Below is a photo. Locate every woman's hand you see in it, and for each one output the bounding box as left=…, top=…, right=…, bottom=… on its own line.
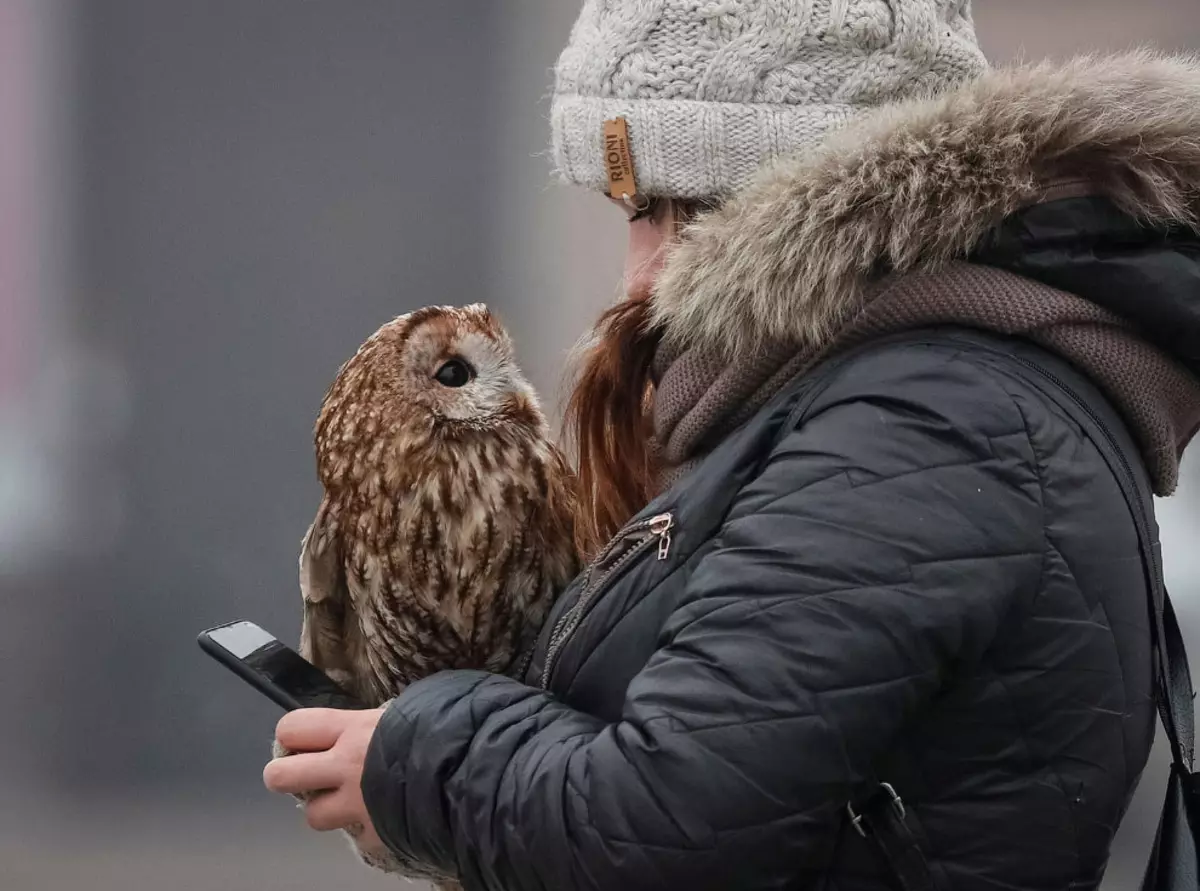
left=263, top=706, right=388, bottom=855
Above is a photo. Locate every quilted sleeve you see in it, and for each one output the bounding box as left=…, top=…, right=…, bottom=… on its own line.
left=360, top=350, right=1045, bottom=891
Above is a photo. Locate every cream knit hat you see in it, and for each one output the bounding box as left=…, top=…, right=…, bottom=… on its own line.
left=551, top=0, right=989, bottom=200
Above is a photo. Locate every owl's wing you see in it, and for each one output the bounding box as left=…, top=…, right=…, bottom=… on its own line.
left=298, top=497, right=353, bottom=679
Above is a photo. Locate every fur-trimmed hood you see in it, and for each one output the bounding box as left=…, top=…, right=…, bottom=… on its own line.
left=650, top=51, right=1200, bottom=373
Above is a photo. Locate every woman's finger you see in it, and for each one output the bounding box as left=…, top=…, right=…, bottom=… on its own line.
left=263, top=750, right=343, bottom=795
left=275, top=707, right=349, bottom=752
left=304, top=788, right=359, bottom=832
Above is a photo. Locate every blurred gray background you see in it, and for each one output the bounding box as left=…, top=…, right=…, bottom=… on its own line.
left=2, top=2, right=1198, bottom=889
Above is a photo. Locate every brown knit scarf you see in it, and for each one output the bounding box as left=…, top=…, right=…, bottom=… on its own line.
left=652, top=262, right=1200, bottom=495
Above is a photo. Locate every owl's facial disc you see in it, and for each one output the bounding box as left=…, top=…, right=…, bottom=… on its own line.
left=427, top=328, right=537, bottom=424
left=385, top=307, right=540, bottom=429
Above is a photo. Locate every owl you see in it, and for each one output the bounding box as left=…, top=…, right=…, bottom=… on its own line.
left=289, top=303, right=581, bottom=887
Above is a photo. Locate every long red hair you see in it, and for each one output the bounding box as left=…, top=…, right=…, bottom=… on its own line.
left=562, top=297, right=661, bottom=559
left=562, top=198, right=706, bottom=559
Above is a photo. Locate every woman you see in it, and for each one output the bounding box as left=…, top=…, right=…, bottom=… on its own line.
left=263, top=3, right=1200, bottom=889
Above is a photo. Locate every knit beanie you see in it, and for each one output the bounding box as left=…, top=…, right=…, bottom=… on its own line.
left=551, top=1, right=989, bottom=200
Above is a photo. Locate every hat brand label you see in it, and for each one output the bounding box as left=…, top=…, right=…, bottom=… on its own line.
left=603, top=117, right=638, bottom=201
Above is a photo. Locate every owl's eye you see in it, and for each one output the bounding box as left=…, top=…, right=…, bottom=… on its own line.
left=434, top=358, right=475, bottom=388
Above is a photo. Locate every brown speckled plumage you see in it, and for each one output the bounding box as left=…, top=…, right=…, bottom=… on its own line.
left=292, top=304, right=580, bottom=887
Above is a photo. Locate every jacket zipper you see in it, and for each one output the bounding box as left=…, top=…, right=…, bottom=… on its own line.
left=513, top=638, right=538, bottom=683
left=539, top=512, right=674, bottom=689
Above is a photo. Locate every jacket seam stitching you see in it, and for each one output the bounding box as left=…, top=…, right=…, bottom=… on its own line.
left=973, top=356, right=1088, bottom=882
left=994, top=353, right=1136, bottom=871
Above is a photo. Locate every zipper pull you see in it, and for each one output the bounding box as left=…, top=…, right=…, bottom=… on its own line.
left=650, top=513, right=674, bottom=561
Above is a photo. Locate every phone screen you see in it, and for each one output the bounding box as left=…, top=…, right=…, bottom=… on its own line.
left=203, top=620, right=365, bottom=710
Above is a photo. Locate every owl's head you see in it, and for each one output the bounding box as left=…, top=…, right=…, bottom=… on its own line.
left=315, top=304, right=547, bottom=490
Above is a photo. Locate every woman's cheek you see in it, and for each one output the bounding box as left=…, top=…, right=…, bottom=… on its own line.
left=624, top=218, right=669, bottom=301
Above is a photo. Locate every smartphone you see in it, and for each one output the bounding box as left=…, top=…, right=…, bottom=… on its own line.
left=198, top=619, right=366, bottom=711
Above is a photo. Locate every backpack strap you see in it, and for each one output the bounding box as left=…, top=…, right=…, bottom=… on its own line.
left=848, top=784, right=937, bottom=891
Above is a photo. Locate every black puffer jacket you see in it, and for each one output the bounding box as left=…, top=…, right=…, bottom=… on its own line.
left=362, top=55, right=1200, bottom=891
